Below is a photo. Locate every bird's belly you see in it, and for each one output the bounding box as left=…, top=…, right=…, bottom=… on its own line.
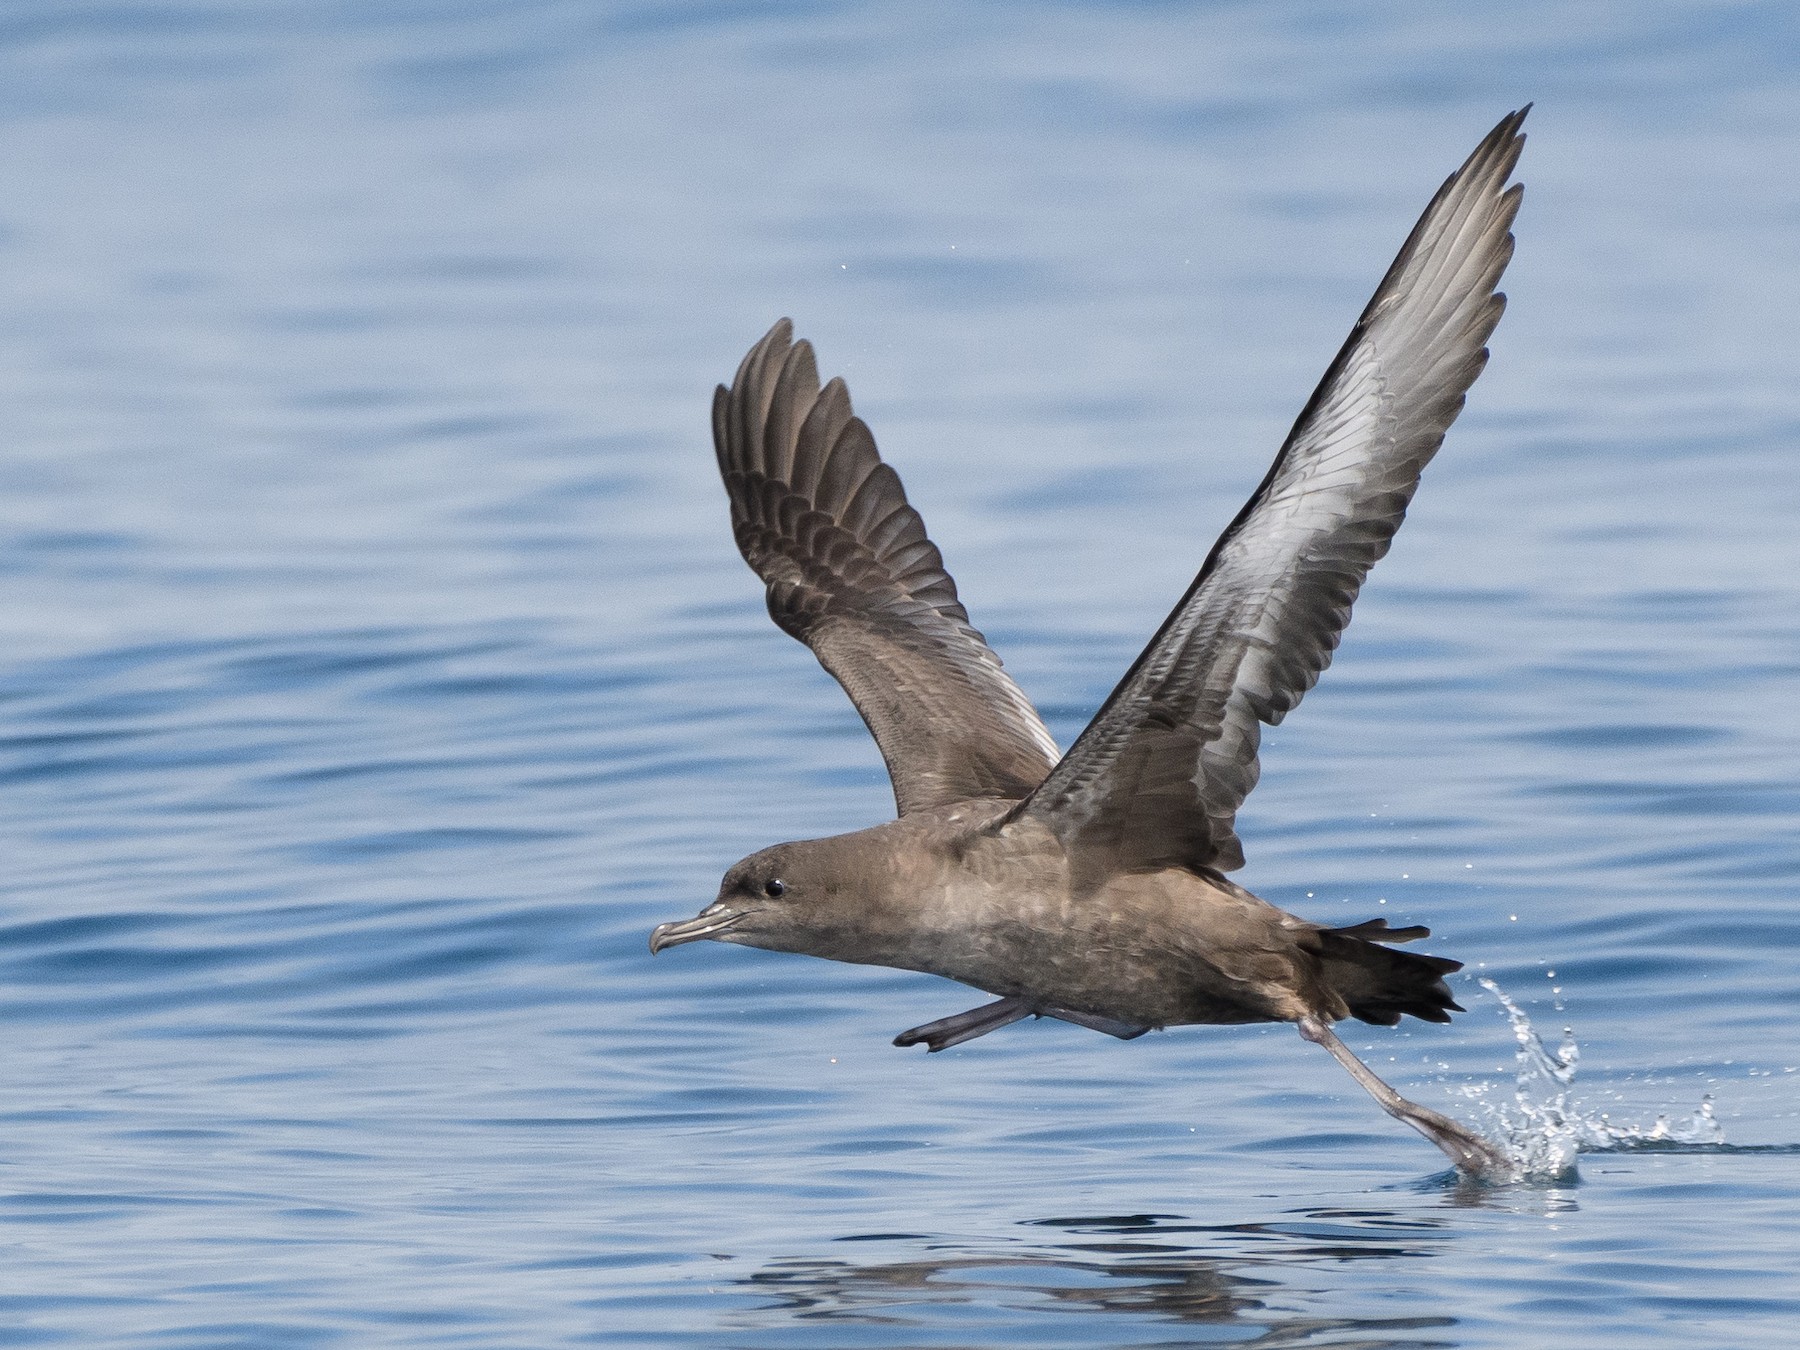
left=897, top=876, right=1299, bottom=1027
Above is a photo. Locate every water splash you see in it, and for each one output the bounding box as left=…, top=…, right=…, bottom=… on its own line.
left=1460, top=978, right=1723, bottom=1180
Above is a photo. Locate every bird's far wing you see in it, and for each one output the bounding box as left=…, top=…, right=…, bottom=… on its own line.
left=714, top=320, right=1060, bottom=815
left=1014, top=107, right=1528, bottom=875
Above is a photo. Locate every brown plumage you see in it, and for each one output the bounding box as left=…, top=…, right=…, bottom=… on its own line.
left=653, top=109, right=1531, bottom=1178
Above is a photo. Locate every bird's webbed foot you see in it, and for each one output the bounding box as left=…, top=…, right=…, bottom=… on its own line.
left=896, top=999, right=1152, bottom=1052
left=1042, top=1007, right=1152, bottom=1040
left=894, top=998, right=1032, bottom=1051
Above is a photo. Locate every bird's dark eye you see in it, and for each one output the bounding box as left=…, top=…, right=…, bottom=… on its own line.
left=763, top=878, right=787, bottom=898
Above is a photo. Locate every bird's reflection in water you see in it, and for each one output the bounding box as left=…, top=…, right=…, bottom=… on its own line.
left=731, top=1210, right=1469, bottom=1346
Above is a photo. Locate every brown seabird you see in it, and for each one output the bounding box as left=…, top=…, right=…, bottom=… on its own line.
left=653, top=109, right=1530, bottom=1177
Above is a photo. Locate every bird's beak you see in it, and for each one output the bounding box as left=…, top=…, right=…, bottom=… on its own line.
left=649, top=904, right=744, bottom=954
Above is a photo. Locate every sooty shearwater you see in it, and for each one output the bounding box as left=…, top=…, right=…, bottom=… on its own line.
left=653, top=108, right=1529, bottom=1177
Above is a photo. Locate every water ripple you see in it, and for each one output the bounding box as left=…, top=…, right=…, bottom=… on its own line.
left=0, top=5, right=1797, bottom=1348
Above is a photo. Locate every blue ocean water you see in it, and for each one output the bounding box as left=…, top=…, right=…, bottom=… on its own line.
left=1, top=2, right=1798, bottom=1345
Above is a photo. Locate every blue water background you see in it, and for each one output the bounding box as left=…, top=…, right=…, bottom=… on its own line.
left=1, top=2, right=1798, bottom=1345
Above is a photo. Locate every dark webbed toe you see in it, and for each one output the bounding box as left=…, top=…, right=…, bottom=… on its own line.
left=894, top=997, right=1031, bottom=1051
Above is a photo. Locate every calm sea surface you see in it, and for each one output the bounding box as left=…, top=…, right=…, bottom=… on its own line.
left=1, top=3, right=1798, bottom=1346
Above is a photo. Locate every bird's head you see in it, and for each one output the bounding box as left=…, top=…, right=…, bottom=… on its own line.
left=650, top=838, right=854, bottom=959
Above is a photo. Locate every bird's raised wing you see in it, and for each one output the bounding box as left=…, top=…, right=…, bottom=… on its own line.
left=714, top=320, right=1060, bottom=816
left=1013, top=107, right=1528, bottom=875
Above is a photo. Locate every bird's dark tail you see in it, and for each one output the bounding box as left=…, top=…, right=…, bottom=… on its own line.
left=1315, top=919, right=1463, bottom=1026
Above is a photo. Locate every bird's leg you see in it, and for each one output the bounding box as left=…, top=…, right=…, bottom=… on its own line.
left=1297, top=1015, right=1512, bottom=1178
